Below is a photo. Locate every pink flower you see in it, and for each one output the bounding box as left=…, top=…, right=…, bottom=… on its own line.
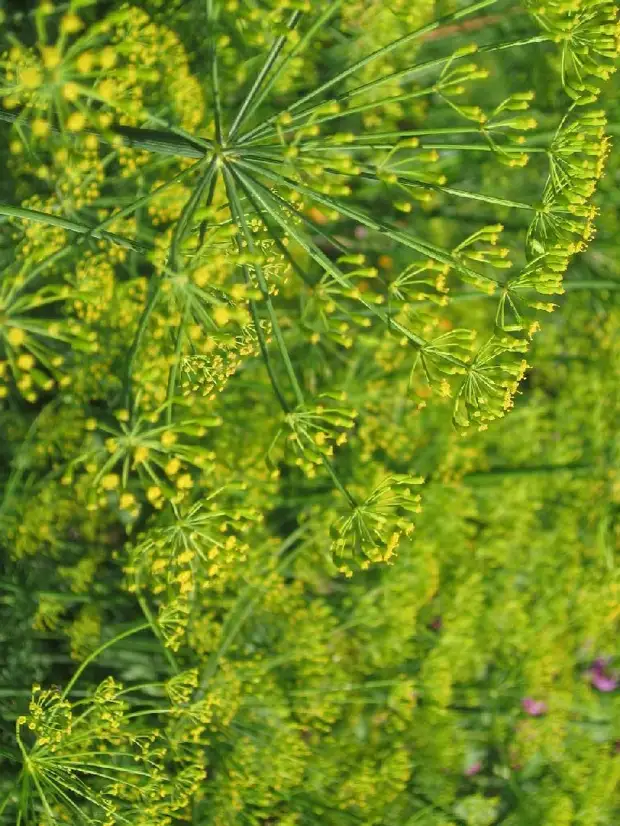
left=588, top=658, right=618, bottom=693
left=354, top=226, right=368, bottom=240
left=464, top=761, right=482, bottom=776
left=521, top=697, right=547, bottom=716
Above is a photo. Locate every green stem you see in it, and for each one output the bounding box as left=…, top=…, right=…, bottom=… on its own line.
left=463, top=462, right=593, bottom=483
left=206, top=0, right=224, bottom=144
left=227, top=9, right=304, bottom=142
left=0, top=106, right=207, bottom=159
left=134, top=569, right=179, bottom=674
left=322, top=455, right=357, bottom=509
left=234, top=2, right=344, bottom=137
left=124, top=275, right=163, bottom=409
left=225, top=165, right=358, bottom=507
left=0, top=204, right=148, bottom=254
left=236, top=0, right=499, bottom=145
left=223, top=165, right=304, bottom=407
left=61, top=622, right=150, bottom=700
left=234, top=157, right=497, bottom=288
left=166, top=300, right=190, bottom=425
left=246, top=296, right=290, bottom=412
left=169, top=156, right=217, bottom=271
left=81, top=159, right=203, bottom=241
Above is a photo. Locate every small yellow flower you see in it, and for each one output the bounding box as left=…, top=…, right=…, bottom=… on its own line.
left=62, top=82, right=80, bottom=102
left=213, top=306, right=230, bottom=326
left=120, top=493, right=136, bottom=510
left=161, top=430, right=177, bottom=447
left=76, top=51, right=94, bottom=74
left=21, top=67, right=43, bottom=89
left=133, top=446, right=149, bottom=464
left=165, top=458, right=181, bottom=476
left=99, top=47, right=117, bottom=70
left=7, top=327, right=26, bottom=347
left=101, top=474, right=120, bottom=491
left=230, top=283, right=247, bottom=300
left=17, top=354, right=35, bottom=371
left=176, top=473, right=193, bottom=490
left=60, top=13, right=84, bottom=34
left=32, top=119, right=50, bottom=138
left=99, top=79, right=116, bottom=101
left=66, top=112, right=86, bottom=132
left=438, top=379, right=452, bottom=398
left=147, top=486, right=163, bottom=502
left=41, top=47, right=61, bottom=70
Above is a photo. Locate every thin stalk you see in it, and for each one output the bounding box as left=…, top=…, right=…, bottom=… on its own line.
left=123, top=275, right=163, bottom=408
left=61, top=623, right=150, bottom=700
left=0, top=106, right=207, bottom=159
left=169, top=156, right=217, bottom=270
left=223, top=165, right=305, bottom=407
left=235, top=149, right=538, bottom=213
left=322, top=455, right=357, bottom=509
left=238, top=52, right=469, bottom=146
left=233, top=157, right=497, bottom=288
left=206, top=0, right=224, bottom=144
left=227, top=9, right=304, bottom=142
left=463, top=462, right=593, bottom=483
left=245, top=126, right=489, bottom=150
left=246, top=142, right=546, bottom=157
left=246, top=286, right=291, bottom=413
left=80, top=158, right=203, bottom=241
left=230, top=166, right=448, bottom=355
left=236, top=2, right=345, bottom=134
left=0, top=204, right=149, bottom=254
left=236, top=0, right=499, bottom=145
left=225, top=165, right=358, bottom=506
left=166, top=299, right=190, bottom=425
left=123, top=158, right=217, bottom=405
left=134, top=568, right=179, bottom=674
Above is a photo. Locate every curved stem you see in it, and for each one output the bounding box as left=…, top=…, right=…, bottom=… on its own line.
left=61, top=622, right=150, bottom=700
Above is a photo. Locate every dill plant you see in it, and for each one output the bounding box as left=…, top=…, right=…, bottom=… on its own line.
left=0, top=1, right=618, bottom=824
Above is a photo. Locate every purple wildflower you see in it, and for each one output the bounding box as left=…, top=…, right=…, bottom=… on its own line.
left=464, top=761, right=482, bottom=776
left=588, top=658, right=618, bottom=693
left=521, top=697, right=547, bottom=716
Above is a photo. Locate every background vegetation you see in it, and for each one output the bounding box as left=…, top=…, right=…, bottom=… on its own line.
left=0, top=1, right=618, bottom=824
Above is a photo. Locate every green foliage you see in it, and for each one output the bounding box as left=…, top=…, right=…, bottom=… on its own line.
left=0, top=1, right=618, bottom=824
